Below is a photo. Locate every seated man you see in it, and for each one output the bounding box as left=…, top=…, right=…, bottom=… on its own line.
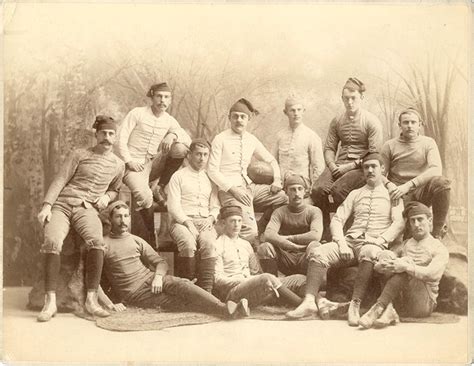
left=287, top=152, right=405, bottom=324
left=36, top=115, right=125, bottom=322
left=257, top=174, right=323, bottom=276
left=208, top=98, right=287, bottom=246
left=98, top=201, right=232, bottom=318
left=213, top=206, right=304, bottom=317
left=359, top=202, right=449, bottom=328
left=273, top=95, right=325, bottom=203
left=167, top=138, right=219, bottom=291
left=116, top=82, right=191, bottom=240
left=382, top=107, right=450, bottom=238
left=311, top=78, right=383, bottom=241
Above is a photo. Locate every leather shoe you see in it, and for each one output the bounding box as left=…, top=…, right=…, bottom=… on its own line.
left=37, top=309, right=57, bottom=322
left=318, top=298, right=350, bottom=320
left=85, top=302, right=111, bottom=318
left=237, top=298, right=250, bottom=317
left=286, top=298, right=317, bottom=319
left=373, top=303, right=400, bottom=329
left=348, top=299, right=361, bottom=326
left=226, top=300, right=238, bottom=317
left=359, top=303, right=384, bottom=329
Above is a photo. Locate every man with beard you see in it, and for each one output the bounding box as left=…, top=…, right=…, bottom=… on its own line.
left=208, top=98, right=287, bottom=246
left=287, top=152, right=404, bottom=323
left=97, top=201, right=235, bottom=317
left=358, top=202, right=449, bottom=329
left=36, top=115, right=125, bottom=322
left=381, top=108, right=451, bottom=238
left=116, top=82, right=191, bottom=241
left=167, top=139, right=219, bottom=292
left=311, top=78, right=383, bottom=242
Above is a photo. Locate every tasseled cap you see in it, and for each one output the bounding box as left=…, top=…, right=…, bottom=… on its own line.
left=229, top=98, right=259, bottom=117
left=92, top=115, right=117, bottom=131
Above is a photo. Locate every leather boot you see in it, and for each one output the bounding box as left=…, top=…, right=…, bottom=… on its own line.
left=317, top=298, right=350, bottom=320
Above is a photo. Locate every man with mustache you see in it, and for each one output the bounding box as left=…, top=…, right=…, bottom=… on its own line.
left=116, top=82, right=191, bottom=243
left=358, top=202, right=449, bottom=329
left=287, top=152, right=404, bottom=324
left=273, top=95, right=325, bottom=204
left=208, top=98, right=287, bottom=247
left=381, top=108, right=451, bottom=239
left=97, top=201, right=235, bottom=317
left=36, top=115, right=125, bottom=322
left=311, top=78, right=383, bottom=242
left=167, top=139, right=219, bottom=292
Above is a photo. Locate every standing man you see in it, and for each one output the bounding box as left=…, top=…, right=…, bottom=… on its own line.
left=36, top=115, right=125, bottom=322
left=381, top=107, right=450, bottom=238
left=208, top=98, right=287, bottom=246
left=311, top=78, right=383, bottom=242
left=213, top=206, right=304, bottom=317
left=359, top=202, right=449, bottom=329
left=273, top=95, right=325, bottom=202
left=167, top=139, right=219, bottom=292
left=257, top=174, right=323, bottom=276
left=116, top=82, right=191, bottom=240
left=99, top=201, right=233, bottom=317
left=287, top=153, right=405, bottom=323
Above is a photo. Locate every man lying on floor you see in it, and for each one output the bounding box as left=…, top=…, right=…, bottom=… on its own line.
left=358, top=201, right=449, bottom=329
left=96, top=200, right=234, bottom=318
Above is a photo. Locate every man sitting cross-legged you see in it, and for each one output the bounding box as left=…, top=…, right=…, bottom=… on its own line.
left=257, top=174, right=323, bottom=276
left=167, top=138, right=219, bottom=292
left=287, top=152, right=405, bottom=324
left=358, top=202, right=449, bottom=329
left=213, top=205, right=304, bottom=317
left=98, top=201, right=234, bottom=318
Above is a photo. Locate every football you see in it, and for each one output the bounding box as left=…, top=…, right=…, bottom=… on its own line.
left=247, top=160, right=274, bottom=185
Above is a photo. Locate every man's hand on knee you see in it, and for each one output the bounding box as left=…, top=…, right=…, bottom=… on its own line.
left=126, top=161, right=145, bottom=172
left=151, top=275, right=163, bottom=294
left=228, top=186, right=252, bottom=206
left=184, top=220, right=200, bottom=239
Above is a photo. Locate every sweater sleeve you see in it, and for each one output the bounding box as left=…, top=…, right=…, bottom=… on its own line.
left=324, top=118, right=339, bottom=166
left=136, top=236, right=168, bottom=276
left=43, top=149, right=81, bottom=205
left=330, top=190, right=356, bottom=243
left=116, top=108, right=138, bottom=163
left=208, top=134, right=232, bottom=191
left=405, top=242, right=449, bottom=283
left=411, top=138, right=443, bottom=187
left=379, top=199, right=405, bottom=244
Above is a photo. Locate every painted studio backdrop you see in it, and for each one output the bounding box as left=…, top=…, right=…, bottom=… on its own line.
left=3, top=3, right=469, bottom=285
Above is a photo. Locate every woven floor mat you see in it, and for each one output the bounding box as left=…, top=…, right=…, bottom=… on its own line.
left=92, top=305, right=459, bottom=332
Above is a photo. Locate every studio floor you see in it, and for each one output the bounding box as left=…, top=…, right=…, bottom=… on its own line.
left=2, top=287, right=470, bottom=364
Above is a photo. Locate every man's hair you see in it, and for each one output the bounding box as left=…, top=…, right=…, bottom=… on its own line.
left=361, top=151, right=384, bottom=166
left=108, top=201, right=130, bottom=217
left=189, top=138, right=211, bottom=152
left=342, top=77, right=366, bottom=95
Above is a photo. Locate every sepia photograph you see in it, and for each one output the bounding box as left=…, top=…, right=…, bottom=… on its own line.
left=2, top=1, right=471, bottom=364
